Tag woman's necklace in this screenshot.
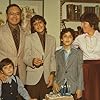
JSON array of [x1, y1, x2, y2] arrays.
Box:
[[85, 35, 97, 53]]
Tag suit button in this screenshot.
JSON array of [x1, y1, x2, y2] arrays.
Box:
[[10, 92, 13, 95], [65, 71, 67, 73]]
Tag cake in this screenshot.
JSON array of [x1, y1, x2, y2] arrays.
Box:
[[45, 93, 74, 100]]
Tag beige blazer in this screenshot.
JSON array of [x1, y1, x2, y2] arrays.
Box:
[[23, 32, 56, 85], [0, 23, 26, 84]]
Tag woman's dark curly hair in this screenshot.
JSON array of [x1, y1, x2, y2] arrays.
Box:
[[30, 15, 47, 33], [80, 12, 99, 31]]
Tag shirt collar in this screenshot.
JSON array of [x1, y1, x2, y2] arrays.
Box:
[[62, 46, 71, 54], [3, 75, 16, 84], [8, 23, 20, 33], [85, 30, 98, 38]]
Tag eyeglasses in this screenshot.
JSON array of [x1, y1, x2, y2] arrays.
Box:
[[8, 12, 21, 16]]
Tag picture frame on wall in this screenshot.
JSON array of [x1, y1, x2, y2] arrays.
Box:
[[10, 0, 44, 16], [0, 0, 10, 26]]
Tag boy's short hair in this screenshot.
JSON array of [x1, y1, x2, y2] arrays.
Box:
[[60, 28, 75, 40], [0, 58, 14, 71], [60, 28, 75, 46]]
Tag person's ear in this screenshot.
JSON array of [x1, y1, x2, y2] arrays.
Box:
[[0, 70, 3, 73], [61, 39, 63, 42]]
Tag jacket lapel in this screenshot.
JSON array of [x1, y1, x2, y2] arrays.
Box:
[[57, 50, 66, 69], [33, 33, 44, 56], [44, 34, 55, 60], [65, 48, 76, 70], [17, 26, 24, 56], [44, 34, 49, 59], [60, 50, 66, 68], [5, 24, 17, 53]]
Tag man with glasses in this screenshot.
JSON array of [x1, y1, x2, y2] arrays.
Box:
[[0, 4, 27, 84]]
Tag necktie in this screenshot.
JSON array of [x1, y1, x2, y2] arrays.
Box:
[[12, 29, 20, 52]]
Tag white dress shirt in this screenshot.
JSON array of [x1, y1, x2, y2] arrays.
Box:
[[73, 30, 100, 60]]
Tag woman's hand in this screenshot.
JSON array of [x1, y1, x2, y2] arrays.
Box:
[[32, 58, 43, 68]]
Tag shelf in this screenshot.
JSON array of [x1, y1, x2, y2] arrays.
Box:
[[62, 0, 100, 3], [62, 19, 80, 22], [62, 2, 100, 21], [60, 1, 100, 30]]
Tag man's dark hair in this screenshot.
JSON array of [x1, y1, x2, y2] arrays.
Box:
[[6, 4, 22, 14], [0, 58, 14, 71]]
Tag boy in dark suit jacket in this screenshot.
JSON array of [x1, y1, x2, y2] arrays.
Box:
[[0, 58, 33, 100], [53, 28, 83, 100]]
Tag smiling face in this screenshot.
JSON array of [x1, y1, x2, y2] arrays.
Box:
[[81, 21, 93, 33], [61, 32, 74, 48], [7, 6, 21, 27], [81, 21, 95, 36], [2, 64, 14, 76], [32, 19, 45, 34]]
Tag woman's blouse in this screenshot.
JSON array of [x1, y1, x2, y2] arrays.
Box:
[[73, 30, 100, 60]]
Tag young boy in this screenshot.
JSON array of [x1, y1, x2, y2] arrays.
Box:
[[53, 28, 83, 100], [0, 58, 33, 100]]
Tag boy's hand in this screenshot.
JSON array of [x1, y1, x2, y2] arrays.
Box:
[[0, 72, 7, 81], [76, 89, 82, 99], [53, 82, 60, 93], [47, 74, 54, 88]]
